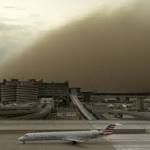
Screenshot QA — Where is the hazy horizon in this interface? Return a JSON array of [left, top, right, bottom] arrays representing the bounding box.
[[0, 0, 150, 92]]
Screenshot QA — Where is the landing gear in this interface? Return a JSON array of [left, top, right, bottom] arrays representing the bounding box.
[[22, 140, 25, 144], [72, 141, 77, 145]]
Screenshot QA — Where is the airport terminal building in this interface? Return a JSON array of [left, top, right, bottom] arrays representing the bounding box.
[[0, 79, 70, 104]]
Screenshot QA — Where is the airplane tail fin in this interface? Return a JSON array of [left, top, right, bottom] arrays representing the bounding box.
[[102, 123, 119, 135]]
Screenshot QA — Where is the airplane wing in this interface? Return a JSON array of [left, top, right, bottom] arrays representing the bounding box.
[[63, 137, 85, 143]]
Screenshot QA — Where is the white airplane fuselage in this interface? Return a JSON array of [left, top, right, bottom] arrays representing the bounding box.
[[18, 124, 117, 144], [19, 130, 101, 142]]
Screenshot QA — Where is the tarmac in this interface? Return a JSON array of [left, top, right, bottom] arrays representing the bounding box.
[[1, 120, 150, 150], [1, 133, 150, 150]]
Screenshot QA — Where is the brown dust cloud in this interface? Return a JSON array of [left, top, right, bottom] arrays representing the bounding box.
[[0, 0, 150, 91]]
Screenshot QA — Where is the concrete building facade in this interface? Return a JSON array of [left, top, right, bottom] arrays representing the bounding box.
[[1, 79, 18, 104], [0, 79, 70, 104], [16, 79, 38, 103], [38, 81, 69, 101]]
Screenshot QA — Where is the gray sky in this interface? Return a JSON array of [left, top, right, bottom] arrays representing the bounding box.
[[0, 0, 130, 61]]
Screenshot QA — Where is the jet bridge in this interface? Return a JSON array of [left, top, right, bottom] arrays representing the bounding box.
[[70, 89, 96, 120]]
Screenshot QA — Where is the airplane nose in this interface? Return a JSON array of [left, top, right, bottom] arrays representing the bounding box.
[[18, 136, 24, 141]]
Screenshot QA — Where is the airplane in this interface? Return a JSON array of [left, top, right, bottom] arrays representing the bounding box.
[[18, 123, 119, 144]]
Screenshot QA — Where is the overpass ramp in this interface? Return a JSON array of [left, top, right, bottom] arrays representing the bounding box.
[[70, 89, 96, 120]]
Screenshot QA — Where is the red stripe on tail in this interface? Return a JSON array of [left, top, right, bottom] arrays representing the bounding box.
[[103, 124, 116, 135]]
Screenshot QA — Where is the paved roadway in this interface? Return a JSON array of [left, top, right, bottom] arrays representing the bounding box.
[[1, 133, 150, 150]]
